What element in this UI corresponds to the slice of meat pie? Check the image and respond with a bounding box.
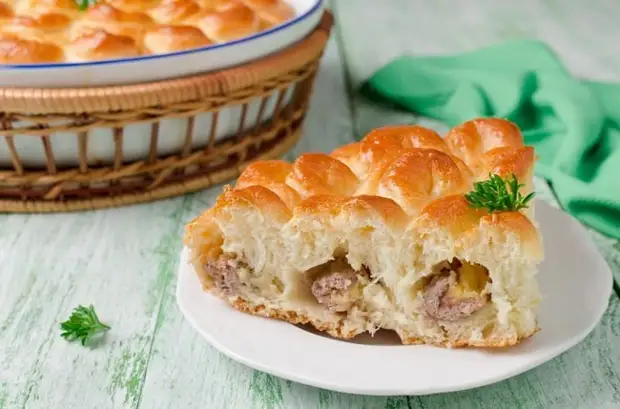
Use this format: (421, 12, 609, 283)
(184, 118, 544, 348)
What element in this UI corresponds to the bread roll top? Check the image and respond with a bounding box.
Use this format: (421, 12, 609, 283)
(0, 0, 295, 63)
(190, 118, 540, 255)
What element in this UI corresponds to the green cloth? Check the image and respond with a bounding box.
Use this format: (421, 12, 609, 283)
(361, 40, 620, 239)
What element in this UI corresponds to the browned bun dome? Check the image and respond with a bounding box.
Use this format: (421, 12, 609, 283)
(13, 13, 71, 31)
(81, 3, 154, 25)
(196, 2, 259, 42)
(12, 0, 81, 23)
(0, 34, 63, 63)
(149, 0, 202, 24)
(0, 0, 296, 64)
(193, 0, 235, 10)
(105, 0, 160, 13)
(144, 25, 212, 53)
(67, 29, 142, 62)
(0, 2, 14, 19)
(241, 0, 295, 25)
(70, 3, 153, 41)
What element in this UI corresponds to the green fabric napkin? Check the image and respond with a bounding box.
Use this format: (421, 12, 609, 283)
(361, 39, 620, 239)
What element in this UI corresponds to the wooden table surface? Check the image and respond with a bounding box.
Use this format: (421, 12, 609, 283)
(3, 1, 620, 408)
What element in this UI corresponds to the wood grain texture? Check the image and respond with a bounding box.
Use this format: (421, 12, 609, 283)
(2, 0, 620, 408)
(0, 198, 191, 408)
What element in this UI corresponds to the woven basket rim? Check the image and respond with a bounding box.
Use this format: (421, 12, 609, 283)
(0, 127, 303, 213)
(0, 11, 333, 114)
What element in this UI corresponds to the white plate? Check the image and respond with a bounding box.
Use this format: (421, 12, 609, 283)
(0, 0, 324, 88)
(176, 201, 613, 396)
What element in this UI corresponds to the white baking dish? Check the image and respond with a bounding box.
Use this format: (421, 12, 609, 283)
(0, 0, 324, 88)
(0, 0, 324, 168)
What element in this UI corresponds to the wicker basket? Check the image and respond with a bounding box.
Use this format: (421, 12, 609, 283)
(0, 12, 333, 213)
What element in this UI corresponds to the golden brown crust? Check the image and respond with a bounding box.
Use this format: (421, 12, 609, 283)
(241, 0, 295, 25)
(342, 195, 409, 231)
(286, 153, 359, 198)
(415, 194, 489, 237)
(144, 25, 212, 53)
(80, 3, 154, 26)
(293, 195, 350, 217)
(194, 0, 235, 10)
(13, 13, 71, 31)
(232, 298, 360, 340)
(226, 293, 537, 347)
(1, 14, 71, 47)
(105, 0, 160, 13)
(184, 208, 223, 260)
(0, 0, 295, 64)
(149, 0, 202, 24)
(0, 2, 13, 19)
(330, 142, 360, 163)
(236, 160, 300, 209)
(0, 35, 63, 63)
(72, 3, 153, 40)
(13, 0, 80, 16)
(68, 29, 142, 62)
(363, 125, 449, 153)
(445, 118, 525, 173)
(374, 149, 472, 214)
(199, 117, 538, 251)
(401, 327, 539, 348)
(481, 146, 535, 181)
(359, 125, 449, 171)
(214, 184, 292, 224)
(236, 159, 293, 186)
(196, 2, 260, 42)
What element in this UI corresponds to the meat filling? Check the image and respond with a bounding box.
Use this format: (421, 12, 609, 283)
(310, 259, 368, 313)
(422, 258, 490, 321)
(204, 259, 241, 296)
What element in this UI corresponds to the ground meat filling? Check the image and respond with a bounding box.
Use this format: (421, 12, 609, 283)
(310, 260, 368, 313)
(204, 259, 241, 296)
(422, 258, 490, 321)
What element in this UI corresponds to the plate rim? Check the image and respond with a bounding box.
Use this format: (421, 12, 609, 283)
(176, 200, 613, 396)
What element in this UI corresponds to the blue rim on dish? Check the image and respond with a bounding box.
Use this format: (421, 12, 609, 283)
(0, 0, 323, 70)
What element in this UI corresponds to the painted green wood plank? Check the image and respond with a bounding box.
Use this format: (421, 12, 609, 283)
(0, 198, 194, 408)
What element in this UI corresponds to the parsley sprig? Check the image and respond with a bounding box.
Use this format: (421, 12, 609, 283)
(465, 173, 535, 213)
(60, 305, 111, 346)
(75, 0, 97, 11)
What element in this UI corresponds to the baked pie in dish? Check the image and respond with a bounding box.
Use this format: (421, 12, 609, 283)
(184, 118, 544, 347)
(0, 0, 296, 64)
